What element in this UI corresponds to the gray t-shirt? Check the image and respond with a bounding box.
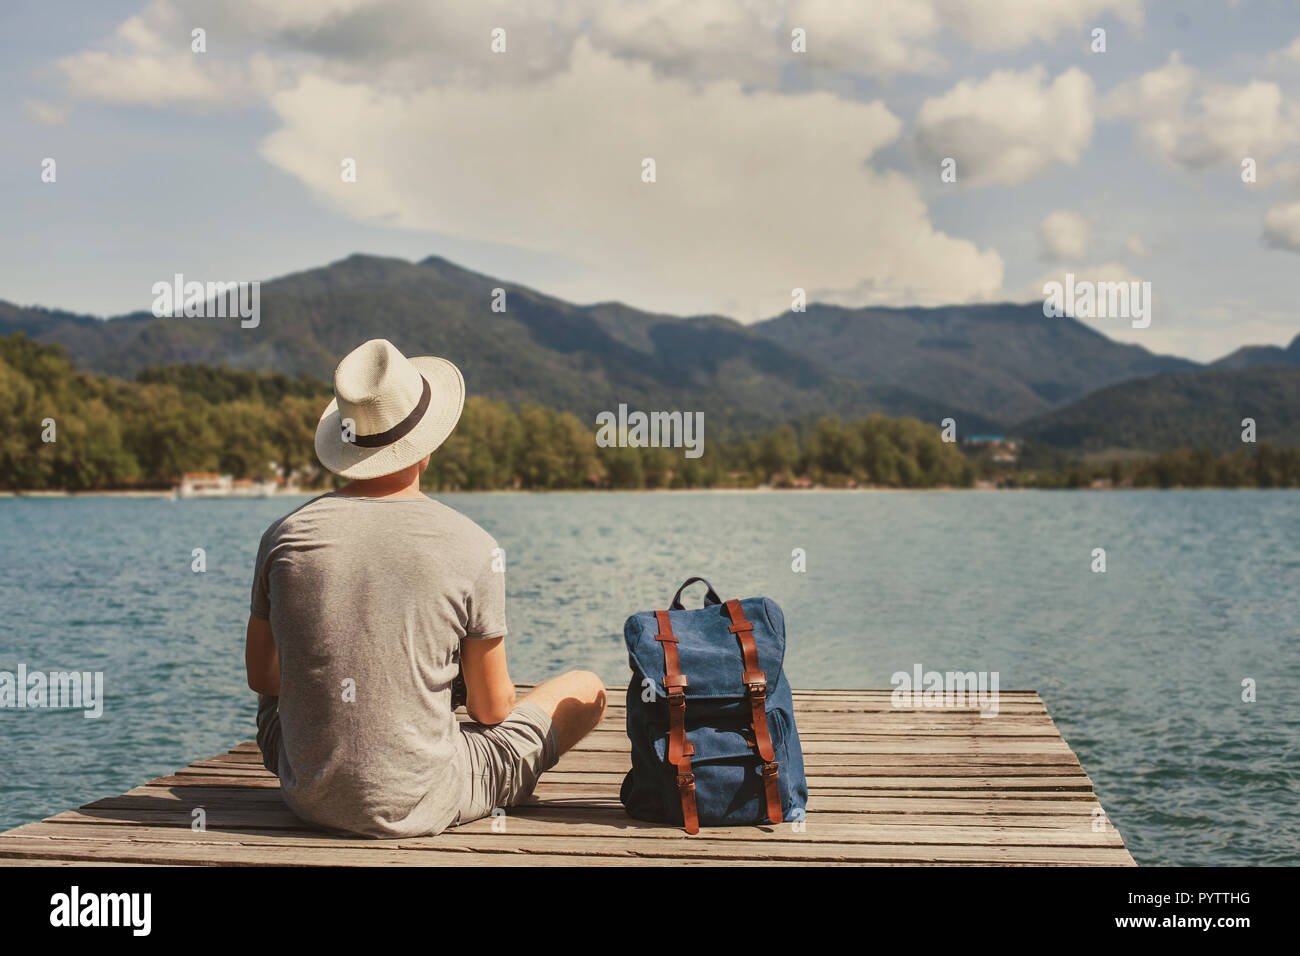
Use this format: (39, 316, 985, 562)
(250, 492, 505, 837)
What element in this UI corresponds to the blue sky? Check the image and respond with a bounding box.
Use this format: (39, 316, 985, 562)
(2, 0, 1298, 362)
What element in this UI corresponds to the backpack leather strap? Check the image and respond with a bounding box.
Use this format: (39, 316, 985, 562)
(654, 610, 699, 834)
(724, 599, 783, 825)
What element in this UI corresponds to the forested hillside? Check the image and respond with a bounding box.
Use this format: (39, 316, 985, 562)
(0, 334, 976, 491)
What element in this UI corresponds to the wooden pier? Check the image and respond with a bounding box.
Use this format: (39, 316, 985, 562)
(0, 687, 1135, 866)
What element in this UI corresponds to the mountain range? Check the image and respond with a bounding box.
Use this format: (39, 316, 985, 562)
(1210, 334, 1300, 370)
(2, 253, 1296, 451)
(1019, 366, 1300, 453)
(752, 302, 1199, 424)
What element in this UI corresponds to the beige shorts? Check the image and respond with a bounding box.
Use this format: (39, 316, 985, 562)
(453, 701, 560, 826)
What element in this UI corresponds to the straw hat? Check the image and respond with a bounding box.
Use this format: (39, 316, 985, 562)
(314, 339, 464, 479)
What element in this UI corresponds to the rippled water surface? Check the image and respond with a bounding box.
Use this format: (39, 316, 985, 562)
(1, 490, 1297, 865)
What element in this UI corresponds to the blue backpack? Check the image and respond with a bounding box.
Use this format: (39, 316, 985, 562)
(619, 577, 808, 833)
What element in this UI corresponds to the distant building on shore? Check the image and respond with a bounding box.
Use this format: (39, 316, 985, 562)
(177, 473, 278, 498)
(962, 434, 1015, 448)
(962, 434, 1019, 464)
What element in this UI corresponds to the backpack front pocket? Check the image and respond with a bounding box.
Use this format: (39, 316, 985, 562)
(652, 718, 786, 826)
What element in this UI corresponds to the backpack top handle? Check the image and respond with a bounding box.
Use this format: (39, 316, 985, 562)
(669, 576, 723, 611)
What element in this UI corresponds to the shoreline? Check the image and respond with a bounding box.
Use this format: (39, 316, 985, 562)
(0, 485, 1288, 498)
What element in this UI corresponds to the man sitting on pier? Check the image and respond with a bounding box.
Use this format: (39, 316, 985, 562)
(244, 339, 607, 837)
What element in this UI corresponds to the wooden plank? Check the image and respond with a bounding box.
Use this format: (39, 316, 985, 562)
(91, 787, 1109, 816)
(515, 685, 1043, 697)
(1, 837, 1123, 867)
(209, 747, 1084, 764)
(205, 753, 1087, 776)
(0, 857, 164, 867)
(0, 687, 1135, 867)
(226, 737, 1079, 755)
(510, 772, 1097, 790)
(149, 770, 1096, 793)
(41, 809, 1124, 847)
(47, 805, 1111, 831)
(533, 704, 1048, 719)
(181, 759, 1091, 785)
(588, 704, 1051, 716)
(0, 823, 1134, 865)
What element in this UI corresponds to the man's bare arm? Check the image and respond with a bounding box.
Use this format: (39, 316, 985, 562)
(460, 636, 515, 725)
(245, 615, 280, 695)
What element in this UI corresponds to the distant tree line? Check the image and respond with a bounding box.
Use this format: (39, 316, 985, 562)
(0, 335, 973, 491)
(429, 410, 976, 490)
(1, 333, 1296, 492)
(0, 335, 322, 490)
(1003, 445, 1300, 490)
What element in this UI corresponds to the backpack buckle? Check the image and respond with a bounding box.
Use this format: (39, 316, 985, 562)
(762, 761, 780, 777)
(664, 673, 688, 702)
(745, 676, 767, 697)
(677, 772, 695, 790)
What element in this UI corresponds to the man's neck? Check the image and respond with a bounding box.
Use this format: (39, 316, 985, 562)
(336, 471, 424, 499)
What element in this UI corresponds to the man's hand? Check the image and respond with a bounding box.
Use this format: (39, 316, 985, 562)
(245, 615, 280, 695)
(460, 636, 515, 725)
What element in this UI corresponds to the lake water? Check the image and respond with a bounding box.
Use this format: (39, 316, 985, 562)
(1, 490, 1297, 865)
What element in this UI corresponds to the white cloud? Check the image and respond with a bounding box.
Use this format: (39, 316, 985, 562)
(1125, 235, 1150, 257)
(766, 1, 945, 79)
(54, 0, 1151, 104)
(23, 99, 68, 126)
(59, 0, 1199, 318)
(1100, 51, 1195, 159)
(1103, 52, 1300, 169)
(935, 0, 1143, 51)
(59, 50, 231, 105)
(1038, 210, 1091, 260)
(1258, 159, 1300, 186)
(1268, 35, 1300, 68)
(592, 0, 1144, 81)
(588, 0, 797, 84)
(589, 0, 1147, 81)
(57, 0, 581, 102)
(1262, 201, 1300, 252)
(260, 39, 1003, 319)
(915, 66, 1095, 186)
